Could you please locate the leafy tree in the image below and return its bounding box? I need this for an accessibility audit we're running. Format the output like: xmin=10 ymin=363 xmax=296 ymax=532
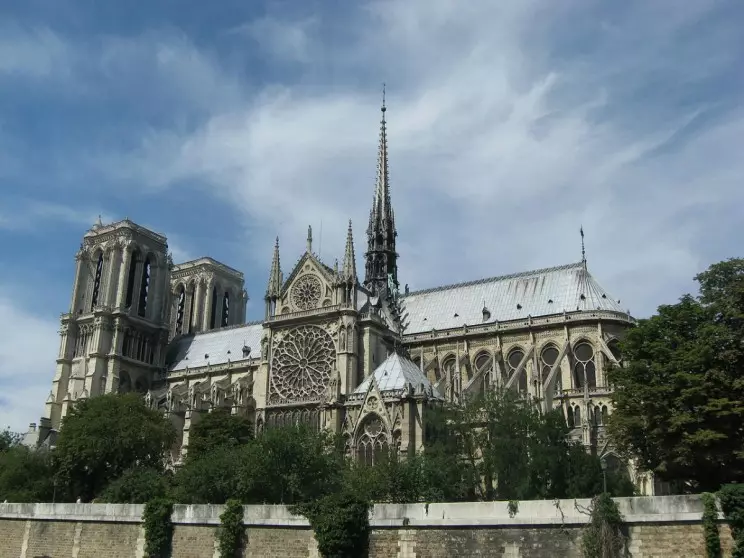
xmin=607 ymin=258 xmax=744 ymax=492
xmin=186 ymin=408 xmax=253 ymax=462
xmin=54 ymin=393 xmax=176 ymax=501
xmin=0 ymin=428 xmax=21 ymax=453
xmin=171 ymin=446 xmax=244 ymax=504
xmin=0 ymin=445 xmax=56 ymax=502
xmin=98 ymin=467 xmax=171 ymax=504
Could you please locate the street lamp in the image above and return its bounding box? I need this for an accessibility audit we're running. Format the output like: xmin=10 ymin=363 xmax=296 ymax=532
xmin=600 ymin=458 xmax=608 ymax=494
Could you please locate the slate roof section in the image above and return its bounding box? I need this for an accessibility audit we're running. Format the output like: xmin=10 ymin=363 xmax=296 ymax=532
xmin=168 ymin=322 xmax=263 ymax=371
xmin=354 ymin=353 xmax=443 ymax=399
xmin=400 ymin=262 xmax=626 ymax=334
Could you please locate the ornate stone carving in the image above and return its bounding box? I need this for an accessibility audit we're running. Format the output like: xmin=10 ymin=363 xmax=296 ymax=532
xmin=269 ymin=325 xmax=335 ymax=404
xmin=291 ymin=274 xmax=322 ymax=310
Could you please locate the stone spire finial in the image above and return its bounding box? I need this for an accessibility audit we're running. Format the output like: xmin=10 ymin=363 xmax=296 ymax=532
xmin=342 ymin=219 xmax=357 ymax=282
xmin=306 ymin=225 xmax=313 ymax=254
xmin=265 ymin=237 xmax=282 ymax=299
xmin=364 ymin=85 xmax=398 ymax=294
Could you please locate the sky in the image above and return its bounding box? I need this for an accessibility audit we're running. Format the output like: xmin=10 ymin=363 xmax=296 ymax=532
xmin=0 ymin=0 xmax=742 ymax=432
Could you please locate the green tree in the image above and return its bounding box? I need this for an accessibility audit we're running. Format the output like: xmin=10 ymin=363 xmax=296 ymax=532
xmin=0 ymin=428 xmax=21 ymax=453
xmin=0 ymin=445 xmax=56 ymax=502
xmin=54 ymin=393 xmax=176 ymax=501
xmin=607 ymin=258 xmax=744 ymax=492
xmin=186 ymin=408 xmax=253 ymax=462
xmin=98 ymin=467 xmax=171 ymax=504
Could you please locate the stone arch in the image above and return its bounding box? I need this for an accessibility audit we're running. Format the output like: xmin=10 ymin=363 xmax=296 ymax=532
xmin=472 ymin=350 xmax=493 ymax=393
xmin=571 ymin=339 xmax=596 ymax=389
xmin=355 ymin=412 xmax=390 ymax=467
xmin=505 ymin=345 xmax=528 ymax=394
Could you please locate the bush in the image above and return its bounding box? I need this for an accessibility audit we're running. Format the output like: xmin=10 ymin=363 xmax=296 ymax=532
xmin=99 ymin=468 xmax=169 ymax=504
xmin=582 ymin=493 xmax=626 ymax=558
xmin=218 ymin=499 xmax=244 ymax=558
xmin=143 ymin=498 xmax=173 ymax=558
xmin=293 ymin=491 xmax=370 ymax=558
xmin=718 ymin=484 xmax=744 ymax=558
xmin=701 ymin=492 xmax=722 ymax=558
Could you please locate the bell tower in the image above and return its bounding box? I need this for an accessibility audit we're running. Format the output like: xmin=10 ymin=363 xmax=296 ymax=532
xmin=45 ymin=218 xmax=172 ymax=429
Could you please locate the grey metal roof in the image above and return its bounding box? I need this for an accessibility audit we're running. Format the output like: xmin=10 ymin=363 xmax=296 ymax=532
xmin=354 ymin=353 xmax=443 ymax=399
xmin=400 ymin=262 xmax=625 ymax=334
xmin=169 ymin=322 xmax=263 ymax=371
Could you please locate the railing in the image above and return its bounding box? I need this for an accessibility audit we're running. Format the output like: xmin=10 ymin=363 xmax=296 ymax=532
xmin=268 ymin=304 xmax=348 ymax=322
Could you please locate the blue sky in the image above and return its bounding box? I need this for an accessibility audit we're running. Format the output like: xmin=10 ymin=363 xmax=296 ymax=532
xmin=1 ymin=0 xmax=743 ymax=431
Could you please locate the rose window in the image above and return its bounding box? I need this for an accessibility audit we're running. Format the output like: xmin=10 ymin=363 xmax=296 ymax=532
xmin=292 ymin=274 xmax=322 ymax=310
xmin=270 ymin=326 xmax=335 ymax=403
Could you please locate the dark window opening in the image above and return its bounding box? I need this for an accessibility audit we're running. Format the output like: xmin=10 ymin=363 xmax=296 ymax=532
xmin=137 ymin=256 xmax=151 ymax=317
xmin=91 ymin=253 xmax=104 ymax=310
xmin=209 ymin=286 xmax=218 ymax=329
xmin=125 ymin=250 xmax=141 ymax=308
xmin=221 ymin=291 xmax=230 ymax=327
xmin=175 ymin=285 xmax=185 ymax=335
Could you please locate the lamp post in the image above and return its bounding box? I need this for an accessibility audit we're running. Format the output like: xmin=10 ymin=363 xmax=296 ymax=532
xmin=600 ymin=458 xmax=608 ymax=494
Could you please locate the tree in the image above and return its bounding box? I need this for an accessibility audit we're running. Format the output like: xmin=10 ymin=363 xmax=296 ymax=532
xmin=0 ymin=445 xmax=55 ymax=502
xmin=185 ymin=408 xmax=253 ymax=462
xmin=0 ymin=429 xmax=21 ymax=453
xmin=54 ymin=393 xmax=176 ymax=501
xmin=98 ymin=467 xmax=171 ymax=504
xmin=607 ymin=258 xmax=744 ymax=492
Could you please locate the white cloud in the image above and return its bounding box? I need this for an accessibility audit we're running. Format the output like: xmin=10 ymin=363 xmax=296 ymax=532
xmin=0 ymin=201 xmax=113 ymax=232
xmin=0 ymin=294 xmax=59 ymax=433
xmin=0 ymin=23 xmax=72 ymax=79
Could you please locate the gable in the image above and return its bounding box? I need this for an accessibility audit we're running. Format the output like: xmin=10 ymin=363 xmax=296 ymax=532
xmin=278 ymin=254 xmax=336 ymax=314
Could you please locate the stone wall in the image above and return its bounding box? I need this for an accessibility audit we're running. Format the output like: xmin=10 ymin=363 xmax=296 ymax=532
xmin=0 ymin=495 xmax=733 ymax=557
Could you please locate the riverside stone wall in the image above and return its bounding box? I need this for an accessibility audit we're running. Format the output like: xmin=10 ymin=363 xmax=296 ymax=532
xmin=0 ymin=495 xmax=733 ymax=557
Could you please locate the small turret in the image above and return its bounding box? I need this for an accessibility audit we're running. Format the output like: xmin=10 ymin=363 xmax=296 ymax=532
xmin=342 ymin=219 xmax=357 ymax=283
xmin=265 ymin=237 xmax=282 ymax=319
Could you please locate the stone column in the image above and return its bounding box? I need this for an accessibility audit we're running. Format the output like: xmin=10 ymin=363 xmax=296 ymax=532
xmin=116 ymin=244 xmax=133 ymax=309
xmin=193 ymin=279 xmax=205 ymax=333
xmin=202 ymin=279 xmax=215 ymax=331
xmin=69 ymin=251 xmax=86 ymax=314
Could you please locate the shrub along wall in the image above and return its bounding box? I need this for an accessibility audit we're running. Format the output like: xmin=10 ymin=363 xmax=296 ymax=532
xmin=0 ymin=495 xmax=734 ymax=558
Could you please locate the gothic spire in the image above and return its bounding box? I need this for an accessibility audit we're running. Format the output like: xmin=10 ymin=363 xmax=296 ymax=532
xmin=265 ymin=237 xmax=282 ymax=299
xmin=364 ymin=84 xmax=398 ymax=294
xmin=306 ymin=225 xmax=313 ymax=254
xmin=342 ymin=219 xmax=357 ymax=282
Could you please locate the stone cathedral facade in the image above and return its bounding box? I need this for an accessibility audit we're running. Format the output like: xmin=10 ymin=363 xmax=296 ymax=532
xmin=32 ymin=100 xmax=656 ymax=492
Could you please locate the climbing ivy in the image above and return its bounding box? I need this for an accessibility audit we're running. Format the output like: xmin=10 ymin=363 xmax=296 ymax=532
xmin=718 ymin=484 xmax=744 ymax=558
xmin=701 ymin=492 xmax=722 ymax=558
xmin=218 ymin=499 xmax=245 ymax=558
xmin=143 ymin=498 xmax=174 ymax=558
xmin=581 ymin=493 xmax=626 ymax=558
xmin=292 ymin=491 xmax=370 ymax=558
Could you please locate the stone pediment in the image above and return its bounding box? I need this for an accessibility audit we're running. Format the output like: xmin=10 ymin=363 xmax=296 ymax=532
xmin=278 ymin=253 xmax=337 ymax=313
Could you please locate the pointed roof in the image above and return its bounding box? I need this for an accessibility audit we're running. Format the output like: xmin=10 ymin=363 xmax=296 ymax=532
xmin=354 ymin=352 xmax=443 ymax=399
xmin=401 ymin=262 xmax=629 ymax=334
xmin=265 ymin=237 xmax=282 ymax=299
xmin=342 ymin=219 xmax=357 ymax=281
xmin=367 ymin=87 xmax=394 ymax=237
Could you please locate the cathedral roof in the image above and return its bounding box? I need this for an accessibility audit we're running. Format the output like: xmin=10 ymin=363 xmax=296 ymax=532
xmin=168 ymin=322 xmax=263 ymax=371
xmin=400 ymin=262 xmax=627 ymax=334
xmin=353 ymin=352 xmax=443 ymax=399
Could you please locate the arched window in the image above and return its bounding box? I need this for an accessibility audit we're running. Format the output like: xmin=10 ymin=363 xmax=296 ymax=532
xmin=442 ymin=356 xmax=457 ymax=394
xmin=91 ymin=252 xmax=104 ymax=310
xmin=118 ymin=371 xmax=132 ymax=394
xmin=221 ymin=291 xmax=230 ymax=327
xmin=573 ymin=405 xmax=581 ymax=426
xmin=411 ymin=355 xmax=422 ymax=370
xmin=188 ymin=282 xmax=197 ymax=334
xmin=357 ymin=414 xmax=389 ymax=467
xmin=125 ymin=249 xmax=141 ymax=308
xmin=473 ymin=351 xmax=492 ymax=393
xmin=175 ymin=285 xmax=186 ymax=335
xmin=137 ymin=256 xmax=151 ymax=317
xmin=540 ymin=345 xmax=559 ymax=384
xmin=507 ymin=348 xmax=527 ymax=394
xmin=566 ymin=405 xmax=575 ymax=428
xmin=573 ymin=342 xmax=596 ymax=389
xmin=601 ymin=404 xmax=609 ymax=425
xmin=210 ymin=286 xmax=218 ymax=329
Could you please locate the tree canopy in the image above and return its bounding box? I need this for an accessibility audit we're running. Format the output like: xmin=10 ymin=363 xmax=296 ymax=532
xmin=608 ymin=258 xmax=744 ymax=492
xmin=185 ymin=408 xmax=253 ymax=462
xmin=53 ymin=393 xmax=176 ymax=501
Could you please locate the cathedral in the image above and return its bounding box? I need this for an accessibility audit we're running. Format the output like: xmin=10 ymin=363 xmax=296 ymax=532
xmin=29 ymin=99 xmax=650 ymax=489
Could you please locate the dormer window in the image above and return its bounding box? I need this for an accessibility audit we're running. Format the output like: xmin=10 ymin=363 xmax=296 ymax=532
xmin=242 ymin=345 xmax=251 ymax=358
xmin=516 ymin=303 xmax=522 ymax=310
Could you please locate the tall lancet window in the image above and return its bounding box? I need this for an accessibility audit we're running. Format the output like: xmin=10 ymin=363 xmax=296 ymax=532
xmin=210 ymin=286 xmax=218 ymax=329
xmin=90 ymin=252 xmax=104 ymax=310
xmin=573 ymin=342 xmax=596 ymax=389
xmin=221 ymin=291 xmax=230 ymax=327
xmin=137 ymin=256 xmax=151 ymax=317
xmin=125 ymin=249 xmax=141 ymax=308
xmin=175 ymin=285 xmax=186 ymax=335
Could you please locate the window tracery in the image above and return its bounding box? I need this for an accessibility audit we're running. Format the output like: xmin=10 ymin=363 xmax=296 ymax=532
xmin=91 ymin=252 xmax=104 ymax=310
xmin=357 ymin=414 xmax=389 ymax=466
xmin=265 ymin=407 xmax=321 ymax=431
xmin=175 ymin=285 xmax=185 ymax=335
xmin=269 ymin=325 xmax=335 ymax=404
xmin=573 ymin=342 xmax=596 ymax=389
xmin=473 ymin=351 xmax=492 ymax=393
xmin=507 ymin=348 xmax=528 ymax=394
xmin=291 ymin=274 xmax=322 ymax=310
